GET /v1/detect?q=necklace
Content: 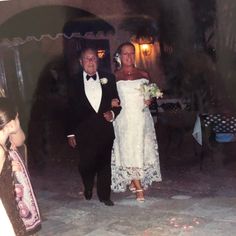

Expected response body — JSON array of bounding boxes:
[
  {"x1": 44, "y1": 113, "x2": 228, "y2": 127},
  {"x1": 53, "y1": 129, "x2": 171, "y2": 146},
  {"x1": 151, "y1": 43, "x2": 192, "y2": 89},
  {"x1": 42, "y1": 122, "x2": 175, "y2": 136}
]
[
  {"x1": 123, "y1": 67, "x2": 135, "y2": 76},
  {"x1": 126, "y1": 70, "x2": 134, "y2": 76}
]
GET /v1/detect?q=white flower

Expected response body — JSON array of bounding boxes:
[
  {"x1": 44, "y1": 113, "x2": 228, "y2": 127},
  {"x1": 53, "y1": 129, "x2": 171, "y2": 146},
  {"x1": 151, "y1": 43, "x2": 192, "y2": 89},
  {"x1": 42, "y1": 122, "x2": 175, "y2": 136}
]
[
  {"x1": 138, "y1": 82, "x2": 163, "y2": 112},
  {"x1": 155, "y1": 90, "x2": 163, "y2": 99},
  {"x1": 114, "y1": 53, "x2": 121, "y2": 66},
  {"x1": 139, "y1": 82, "x2": 163, "y2": 99},
  {"x1": 100, "y1": 77, "x2": 108, "y2": 85}
]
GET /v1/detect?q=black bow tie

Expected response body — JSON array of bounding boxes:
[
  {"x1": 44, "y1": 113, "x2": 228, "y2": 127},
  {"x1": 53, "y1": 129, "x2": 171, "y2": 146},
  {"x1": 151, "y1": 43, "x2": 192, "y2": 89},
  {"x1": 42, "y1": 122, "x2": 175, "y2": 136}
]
[{"x1": 86, "y1": 74, "x2": 97, "y2": 80}]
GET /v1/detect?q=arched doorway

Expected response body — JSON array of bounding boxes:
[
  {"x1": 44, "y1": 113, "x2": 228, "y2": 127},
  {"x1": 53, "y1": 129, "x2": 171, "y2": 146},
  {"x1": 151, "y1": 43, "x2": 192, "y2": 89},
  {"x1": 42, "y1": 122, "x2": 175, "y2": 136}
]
[{"x1": 0, "y1": 5, "x2": 115, "y2": 170}]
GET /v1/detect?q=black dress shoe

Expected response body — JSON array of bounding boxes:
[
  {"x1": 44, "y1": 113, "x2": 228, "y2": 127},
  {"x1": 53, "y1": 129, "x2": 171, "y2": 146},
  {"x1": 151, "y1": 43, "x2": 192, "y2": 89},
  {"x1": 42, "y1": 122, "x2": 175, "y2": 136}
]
[
  {"x1": 84, "y1": 190, "x2": 92, "y2": 200},
  {"x1": 100, "y1": 199, "x2": 114, "y2": 206}
]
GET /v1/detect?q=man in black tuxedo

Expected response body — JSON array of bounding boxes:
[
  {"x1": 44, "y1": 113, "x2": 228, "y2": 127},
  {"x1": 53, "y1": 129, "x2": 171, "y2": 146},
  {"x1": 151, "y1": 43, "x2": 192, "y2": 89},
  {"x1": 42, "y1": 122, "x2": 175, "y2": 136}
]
[{"x1": 67, "y1": 48, "x2": 121, "y2": 206}]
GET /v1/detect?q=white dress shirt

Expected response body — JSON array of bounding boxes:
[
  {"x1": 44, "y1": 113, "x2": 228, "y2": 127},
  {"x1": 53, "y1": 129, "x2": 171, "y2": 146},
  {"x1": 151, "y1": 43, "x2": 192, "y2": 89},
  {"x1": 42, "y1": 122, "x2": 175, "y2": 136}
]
[
  {"x1": 67, "y1": 71, "x2": 114, "y2": 138},
  {"x1": 83, "y1": 71, "x2": 102, "y2": 112}
]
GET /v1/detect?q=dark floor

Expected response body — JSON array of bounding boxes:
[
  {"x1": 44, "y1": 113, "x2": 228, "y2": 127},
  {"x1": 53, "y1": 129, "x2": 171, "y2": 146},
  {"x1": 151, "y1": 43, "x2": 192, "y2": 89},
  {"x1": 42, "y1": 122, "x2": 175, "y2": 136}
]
[
  {"x1": 26, "y1": 114, "x2": 236, "y2": 235},
  {"x1": 31, "y1": 142, "x2": 236, "y2": 236}
]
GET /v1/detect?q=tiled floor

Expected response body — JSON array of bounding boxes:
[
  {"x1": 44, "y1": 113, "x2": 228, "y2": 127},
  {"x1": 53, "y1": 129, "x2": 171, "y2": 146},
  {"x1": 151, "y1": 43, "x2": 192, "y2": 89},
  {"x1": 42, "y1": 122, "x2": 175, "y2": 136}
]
[{"x1": 31, "y1": 152, "x2": 236, "y2": 236}]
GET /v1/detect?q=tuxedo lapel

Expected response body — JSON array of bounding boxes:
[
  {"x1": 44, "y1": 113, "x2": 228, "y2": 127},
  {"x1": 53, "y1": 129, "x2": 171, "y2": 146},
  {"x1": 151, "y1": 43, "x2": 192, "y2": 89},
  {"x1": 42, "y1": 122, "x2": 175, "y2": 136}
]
[
  {"x1": 78, "y1": 71, "x2": 106, "y2": 114},
  {"x1": 97, "y1": 72, "x2": 105, "y2": 114},
  {"x1": 77, "y1": 73, "x2": 95, "y2": 112}
]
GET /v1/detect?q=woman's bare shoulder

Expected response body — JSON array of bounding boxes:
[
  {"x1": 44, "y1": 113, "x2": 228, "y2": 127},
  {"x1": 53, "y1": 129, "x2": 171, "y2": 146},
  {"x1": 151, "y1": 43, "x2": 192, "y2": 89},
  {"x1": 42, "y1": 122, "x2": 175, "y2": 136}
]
[
  {"x1": 136, "y1": 68, "x2": 150, "y2": 79},
  {"x1": 114, "y1": 70, "x2": 125, "y2": 81}
]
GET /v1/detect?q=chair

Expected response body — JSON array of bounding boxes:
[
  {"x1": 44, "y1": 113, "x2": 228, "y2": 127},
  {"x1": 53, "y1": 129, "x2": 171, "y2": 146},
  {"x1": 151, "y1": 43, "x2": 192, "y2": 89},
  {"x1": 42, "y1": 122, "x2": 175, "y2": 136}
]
[
  {"x1": 156, "y1": 98, "x2": 187, "y2": 113},
  {"x1": 199, "y1": 113, "x2": 236, "y2": 170},
  {"x1": 156, "y1": 98, "x2": 194, "y2": 159}
]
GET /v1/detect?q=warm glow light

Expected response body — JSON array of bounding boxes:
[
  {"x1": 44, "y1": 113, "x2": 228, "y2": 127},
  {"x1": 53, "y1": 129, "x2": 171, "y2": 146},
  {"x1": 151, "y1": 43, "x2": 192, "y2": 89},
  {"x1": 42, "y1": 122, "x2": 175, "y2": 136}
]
[
  {"x1": 97, "y1": 49, "x2": 106, "y2": 59},
  {"x1": 140, "y1": 44, "x2": 152, "y2": 56}
]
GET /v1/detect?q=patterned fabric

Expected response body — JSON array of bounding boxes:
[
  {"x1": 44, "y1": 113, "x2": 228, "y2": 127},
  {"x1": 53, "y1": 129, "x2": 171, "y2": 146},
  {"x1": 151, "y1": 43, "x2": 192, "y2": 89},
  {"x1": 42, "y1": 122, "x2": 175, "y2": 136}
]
[
  {"x1": 156, "y1": 98, "x2": 187, "y2": 113},
  {"x1": 203, "y1": 114, "x2": 236, "y2": 133},
  {"x1": 9, "y1": 149, "x2": 41, "y2": 233},
  {"x1": 0, "y1": 157, "x2": 26, "y2": 236},
  {"x1": 111, "y1": 79, "x2": 162, "y2": 192}
]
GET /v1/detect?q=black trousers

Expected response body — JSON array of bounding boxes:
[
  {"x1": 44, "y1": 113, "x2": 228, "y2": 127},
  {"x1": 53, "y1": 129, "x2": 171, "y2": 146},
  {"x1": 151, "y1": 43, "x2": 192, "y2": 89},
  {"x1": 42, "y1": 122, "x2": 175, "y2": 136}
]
[{"x1": 78, "y1": 140, "x2": 113, "y2": 201}]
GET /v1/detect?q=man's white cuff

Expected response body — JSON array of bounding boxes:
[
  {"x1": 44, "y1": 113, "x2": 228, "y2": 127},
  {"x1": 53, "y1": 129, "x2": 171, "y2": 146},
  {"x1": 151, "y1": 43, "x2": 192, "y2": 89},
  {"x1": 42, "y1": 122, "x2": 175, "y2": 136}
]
[{"x1": 110, "y1": 110, "x2": 115, "y2": 122}]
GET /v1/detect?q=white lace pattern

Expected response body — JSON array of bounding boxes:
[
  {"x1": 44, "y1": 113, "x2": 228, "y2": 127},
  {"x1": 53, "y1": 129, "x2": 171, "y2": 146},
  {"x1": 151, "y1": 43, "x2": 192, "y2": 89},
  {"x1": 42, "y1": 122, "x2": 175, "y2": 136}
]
[{"x1": 111, "y1": 79, "x2": 162, "y2": 192}]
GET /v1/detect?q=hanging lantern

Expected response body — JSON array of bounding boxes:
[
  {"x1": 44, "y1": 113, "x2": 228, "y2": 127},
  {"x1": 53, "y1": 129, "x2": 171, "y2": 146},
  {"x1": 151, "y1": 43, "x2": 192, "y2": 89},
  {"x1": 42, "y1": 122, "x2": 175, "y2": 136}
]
[
  {"x1": 97, "y1": 49, "x2": 106, "y2": 59},
  {"x1": 131, "y1": 36, "x2": 154, "y2": 57}
]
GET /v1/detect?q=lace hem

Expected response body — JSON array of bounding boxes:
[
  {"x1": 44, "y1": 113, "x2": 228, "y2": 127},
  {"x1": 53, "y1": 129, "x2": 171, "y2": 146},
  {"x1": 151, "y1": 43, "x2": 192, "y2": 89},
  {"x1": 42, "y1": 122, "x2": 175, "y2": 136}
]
[{"x1": 111, "y1": 161, "x2": 162, "y2": 192}]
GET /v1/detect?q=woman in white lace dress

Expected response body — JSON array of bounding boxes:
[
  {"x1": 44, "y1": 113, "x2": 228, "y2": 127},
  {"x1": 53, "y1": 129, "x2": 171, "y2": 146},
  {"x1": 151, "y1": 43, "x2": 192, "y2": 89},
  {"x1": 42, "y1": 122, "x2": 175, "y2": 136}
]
[{"x1": 111, "y1": 42, "x2": 162, "y2": 201}]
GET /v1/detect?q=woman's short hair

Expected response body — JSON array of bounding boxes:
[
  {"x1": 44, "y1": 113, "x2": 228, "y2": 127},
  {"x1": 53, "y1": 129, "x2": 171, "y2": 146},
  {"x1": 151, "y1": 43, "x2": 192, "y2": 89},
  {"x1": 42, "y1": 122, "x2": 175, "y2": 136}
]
[{"x1": 0, "y1": 98, "x2": 17, "y2": 130}]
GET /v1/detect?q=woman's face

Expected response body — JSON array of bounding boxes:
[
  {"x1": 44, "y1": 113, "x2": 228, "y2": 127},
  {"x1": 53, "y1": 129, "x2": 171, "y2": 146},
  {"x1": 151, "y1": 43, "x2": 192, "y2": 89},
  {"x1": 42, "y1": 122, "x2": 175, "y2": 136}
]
[{"x1": 120, "y1": 45, "x2": 135, "y2": 67}]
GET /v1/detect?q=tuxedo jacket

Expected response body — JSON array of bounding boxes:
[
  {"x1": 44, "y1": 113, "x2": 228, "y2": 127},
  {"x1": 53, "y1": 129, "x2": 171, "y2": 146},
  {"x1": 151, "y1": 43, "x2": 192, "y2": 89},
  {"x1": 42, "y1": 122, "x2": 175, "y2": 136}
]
[{"x1": 67, "y1": 70, "x2": 121, "y2": 147}]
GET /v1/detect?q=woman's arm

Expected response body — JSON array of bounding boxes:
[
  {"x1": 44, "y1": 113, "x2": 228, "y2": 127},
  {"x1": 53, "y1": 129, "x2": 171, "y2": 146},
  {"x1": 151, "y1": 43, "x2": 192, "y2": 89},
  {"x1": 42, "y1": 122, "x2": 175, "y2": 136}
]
[
  {"x1": 0, "y1": 147, "x2": 5, "y2": 174},
  {"x1": 141, "y1": 70, "x2": 152, "y2": 106},
  {"x1": 9, "y1": 127, "x2": 25, "y2": 150}
]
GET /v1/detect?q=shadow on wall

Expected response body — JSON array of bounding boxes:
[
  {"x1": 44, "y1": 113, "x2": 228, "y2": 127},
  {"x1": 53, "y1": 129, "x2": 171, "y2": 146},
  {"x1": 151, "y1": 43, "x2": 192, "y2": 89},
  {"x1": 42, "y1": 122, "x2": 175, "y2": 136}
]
[{"x1": 27, "y1": 56, "x2": 70, "y2": 171}]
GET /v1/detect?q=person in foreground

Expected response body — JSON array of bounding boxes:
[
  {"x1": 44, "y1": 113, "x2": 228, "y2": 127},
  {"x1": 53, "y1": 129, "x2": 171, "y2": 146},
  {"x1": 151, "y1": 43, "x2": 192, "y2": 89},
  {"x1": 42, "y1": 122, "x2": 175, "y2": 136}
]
[
  {"x1": 111, "y1": 42, "x2": 162, "y2": 201},
  {"x1": 0, "y1": 97, "x2": 41, "y2": 235},
  {"x1": 67, "y1": 47, "x2": 121, "y2": 206}
]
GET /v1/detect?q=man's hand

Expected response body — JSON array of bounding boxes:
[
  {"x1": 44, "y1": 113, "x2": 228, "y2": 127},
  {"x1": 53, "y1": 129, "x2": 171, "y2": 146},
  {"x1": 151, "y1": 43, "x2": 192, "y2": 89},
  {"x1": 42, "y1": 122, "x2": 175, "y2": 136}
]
[
  {"x1": 67, "y1": 136, "x2": 77, "y2": 148},
  {"x1": 103, "y1": 111, "x2": 114, "y2": 122},
  {"x1": 111, "y1": 98, "x2": 120, "y2": 108}
]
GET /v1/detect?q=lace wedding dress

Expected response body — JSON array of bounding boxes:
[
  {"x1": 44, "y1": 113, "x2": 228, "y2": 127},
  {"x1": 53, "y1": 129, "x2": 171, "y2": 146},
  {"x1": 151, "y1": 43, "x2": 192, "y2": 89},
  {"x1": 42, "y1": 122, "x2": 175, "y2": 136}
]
[{"x1": 111, "y1": 78, "x2": 162, "y2": 192}]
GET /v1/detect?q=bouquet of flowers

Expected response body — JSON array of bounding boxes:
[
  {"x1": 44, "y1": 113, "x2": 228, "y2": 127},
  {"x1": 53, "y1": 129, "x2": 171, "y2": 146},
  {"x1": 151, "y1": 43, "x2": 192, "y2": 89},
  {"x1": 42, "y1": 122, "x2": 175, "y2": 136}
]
[{"x1": 139, "y1": 82, "x2": 163, "y2": 100}]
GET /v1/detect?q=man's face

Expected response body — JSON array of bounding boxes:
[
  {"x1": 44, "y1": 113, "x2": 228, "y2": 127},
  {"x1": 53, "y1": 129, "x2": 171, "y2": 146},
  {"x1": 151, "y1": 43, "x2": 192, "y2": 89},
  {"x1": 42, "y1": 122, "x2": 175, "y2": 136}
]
[{"x1": 80, "y1": 49, "x2": 98, "y2": 75}]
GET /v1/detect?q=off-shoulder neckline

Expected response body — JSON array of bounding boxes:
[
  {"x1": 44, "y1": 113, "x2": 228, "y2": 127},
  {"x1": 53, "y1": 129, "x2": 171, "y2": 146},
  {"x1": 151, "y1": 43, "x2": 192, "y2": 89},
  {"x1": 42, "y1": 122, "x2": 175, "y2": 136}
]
[{"x1": 116, "y1": 78, "x2": 149, "y2": 82}]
